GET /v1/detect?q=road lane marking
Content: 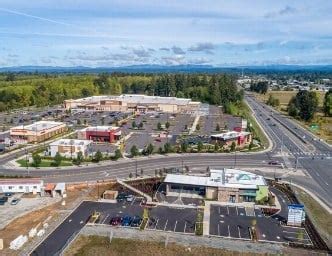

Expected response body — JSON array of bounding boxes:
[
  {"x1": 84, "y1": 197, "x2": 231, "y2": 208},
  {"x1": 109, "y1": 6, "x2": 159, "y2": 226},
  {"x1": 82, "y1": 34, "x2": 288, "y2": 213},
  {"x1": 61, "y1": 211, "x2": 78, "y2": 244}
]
[{"x1": 228, "y1": 225, "x2": 230, "y2": 237}]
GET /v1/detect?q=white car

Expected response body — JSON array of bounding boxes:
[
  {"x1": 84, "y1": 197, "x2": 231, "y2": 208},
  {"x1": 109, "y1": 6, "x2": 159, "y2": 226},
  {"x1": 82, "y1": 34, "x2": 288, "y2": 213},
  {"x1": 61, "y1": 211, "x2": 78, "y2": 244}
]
[{"x1": 126, "y1": 195, "x2": 134, "y2": 202}]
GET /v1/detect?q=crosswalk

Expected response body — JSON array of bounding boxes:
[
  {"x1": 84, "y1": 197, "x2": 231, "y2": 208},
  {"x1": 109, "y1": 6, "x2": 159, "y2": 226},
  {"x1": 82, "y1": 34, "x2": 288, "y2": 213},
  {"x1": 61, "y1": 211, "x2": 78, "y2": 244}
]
[{"x1": 292, "y1": 152, "x2": 331, "y2": 158}]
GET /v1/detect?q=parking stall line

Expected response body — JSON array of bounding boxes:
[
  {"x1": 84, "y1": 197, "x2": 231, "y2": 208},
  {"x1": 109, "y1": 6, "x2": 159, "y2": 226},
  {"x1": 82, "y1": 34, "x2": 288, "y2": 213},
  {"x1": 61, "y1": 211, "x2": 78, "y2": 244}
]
[
  {"x1": 102, "y1": 214, "x2": 110, "y2": 224},
  {"x1": 238, "y1": 226, "x2": 241, "y2": 238},
  {"x1": 218, "y1": 224, "x2": 220, "y2": 236},
  {"x1": 164, "y1": 219, "x2": 168, "y2": 231},
  {"x1": 227, "y1": 206, "x2": 229, "y2": 215},
  {"x1": 227, "y1": 225, "x2": 230, "y2": 237},
  {"x1": 173, "y1": 220, "x2": 178, "y2": 232},
  {"x1": 236, "y1": 206, "x2": 238, "y2": 216},
  {"x1": 184, "y1": 221, "x2": 187, "y2": 233},
  {"x1": 155, "y1": 218, "x2": 159, "y2": 230}
]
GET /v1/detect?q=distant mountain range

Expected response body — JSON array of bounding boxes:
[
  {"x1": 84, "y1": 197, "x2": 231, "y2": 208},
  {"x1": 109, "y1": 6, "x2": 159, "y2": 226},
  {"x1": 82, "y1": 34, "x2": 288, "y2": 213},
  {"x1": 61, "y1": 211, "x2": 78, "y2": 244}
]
[{"x1": 0, "y1": 64, "x2": 332, "y2": 74}]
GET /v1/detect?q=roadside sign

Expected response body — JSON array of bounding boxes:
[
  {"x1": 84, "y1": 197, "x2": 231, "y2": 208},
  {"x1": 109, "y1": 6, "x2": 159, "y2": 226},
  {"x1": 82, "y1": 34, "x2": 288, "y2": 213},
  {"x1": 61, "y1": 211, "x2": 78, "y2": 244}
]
[{"x1": 287, "y1": 204, "x2": 305, "y2": 226}]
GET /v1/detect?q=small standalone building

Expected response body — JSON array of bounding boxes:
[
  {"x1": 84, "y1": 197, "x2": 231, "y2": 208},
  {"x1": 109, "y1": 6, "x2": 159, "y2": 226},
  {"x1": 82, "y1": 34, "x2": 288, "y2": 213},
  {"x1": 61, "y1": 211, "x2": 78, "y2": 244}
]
[
  {"x1": 210, "y1": 131, "x2": 252, "y2": 149},
  {"x1": 0, "y1": 179, "x2": 44, "y2": 194},
  {"x1": 77, "y1": 126, "x2": 121, "y2": 143},
  {"x1": 164, "y1": 169, "x2": 268, "y2": 203},
  {"x1": 49, "y1": 139, "x2": 92, "y2": 158},
  {"x1": 10, "y1": 121, "x2": 67, "y2": 143}
]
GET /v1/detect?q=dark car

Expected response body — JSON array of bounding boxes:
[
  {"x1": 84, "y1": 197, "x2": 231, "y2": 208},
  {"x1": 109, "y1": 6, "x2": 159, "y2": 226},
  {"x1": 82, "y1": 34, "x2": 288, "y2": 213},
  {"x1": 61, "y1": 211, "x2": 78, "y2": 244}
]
[
  {"x1": 131, "y1": 216, "x2": 142, "y2": 227},
  {"x1": 110, "y1": 216, "x2": 122, "y2": 226},
  {"x1": 5, "y1": 192, "x2": 13, "y2": 197},
  {"x1": 268, "y1": 160, "x2": 279, "y2": 165},
  {"x1": 116, "y1": 193, "x2": 128, "y2": 202},
  {"x1": 121, "y1": 215, "x2": 132, "y2": 226}
]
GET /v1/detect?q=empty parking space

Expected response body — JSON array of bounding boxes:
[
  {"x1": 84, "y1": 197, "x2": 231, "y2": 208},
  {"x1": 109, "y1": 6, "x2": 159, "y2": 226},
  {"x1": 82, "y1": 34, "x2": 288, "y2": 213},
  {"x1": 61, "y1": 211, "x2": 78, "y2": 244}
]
[
  {"x1": 209, "y1": 205, "x2": 312, "y2": 245},
  {"x1": 146, "y1": 206, "x2": 197, "y2": 234}
]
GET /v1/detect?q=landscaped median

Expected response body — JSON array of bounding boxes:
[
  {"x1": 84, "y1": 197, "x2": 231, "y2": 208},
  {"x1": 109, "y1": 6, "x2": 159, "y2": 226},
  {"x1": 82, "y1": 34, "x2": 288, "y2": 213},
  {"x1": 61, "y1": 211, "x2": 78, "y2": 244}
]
[{"x1": 16, "y1": 158, "x2": 73, "y2": 168}]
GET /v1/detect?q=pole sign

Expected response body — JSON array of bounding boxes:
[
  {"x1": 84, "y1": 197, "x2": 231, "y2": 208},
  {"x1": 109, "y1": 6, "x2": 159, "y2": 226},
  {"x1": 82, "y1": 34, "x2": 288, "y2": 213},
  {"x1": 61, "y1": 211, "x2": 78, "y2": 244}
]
[{"x1": 287, "y1": 204, "x2": 305, "y2": 226}]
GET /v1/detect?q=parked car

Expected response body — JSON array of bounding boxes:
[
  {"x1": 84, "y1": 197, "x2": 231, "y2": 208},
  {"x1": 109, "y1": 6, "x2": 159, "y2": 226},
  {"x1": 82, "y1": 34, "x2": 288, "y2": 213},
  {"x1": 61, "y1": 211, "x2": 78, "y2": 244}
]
[
  {"x1": 131, "y1": 216, "x2": 142, "y2": 227},
  {"x1": 0, "y1": 196, "x2": 8, "y2": 202},
  {"x1": 126, "y1": 195, "x2": 134, "y2": 202},
  {"x1": 268, "y1": 160, "x2": 279, "y2": 165},
  {"x1": 110, "y1": 216, "x2": 122, "y2": 226},
  {"x1": 116, "y1": 193, "x2": 128, "y2": 202},
  {"x1": 4, "y1": 192, "x2": 13, "y2": 197},
  {"x1": 10, "y1": 198, "x2": 20, "y2": 205},
  {"x1": 121, "y1": 215, "x2": 132, "y2": 226}
]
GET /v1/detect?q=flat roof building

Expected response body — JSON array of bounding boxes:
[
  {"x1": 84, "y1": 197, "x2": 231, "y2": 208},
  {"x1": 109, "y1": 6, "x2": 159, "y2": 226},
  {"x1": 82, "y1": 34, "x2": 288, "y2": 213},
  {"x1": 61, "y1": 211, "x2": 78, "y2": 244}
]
[
  {"x1": 77, "y1": 126, "x2": 121, "y2": 143},
  {"x1": 164, "y1": 169, "x2": 268, "y2": 203},
  {"x1": 0, "y1": 179, "x2": 44, "y2": 194},
  {"x1": 10, "y1": 121, "x2": 67, "y2": 143},
  {"x1": 211, "y1": 131, "x2": 252, "y2": 149},
  {"x1": 49, "y1": 139, "x2": 92, "y2": 158},
  {"x1": 64, "y1": 94, "x2": 201, "y2": 114}
]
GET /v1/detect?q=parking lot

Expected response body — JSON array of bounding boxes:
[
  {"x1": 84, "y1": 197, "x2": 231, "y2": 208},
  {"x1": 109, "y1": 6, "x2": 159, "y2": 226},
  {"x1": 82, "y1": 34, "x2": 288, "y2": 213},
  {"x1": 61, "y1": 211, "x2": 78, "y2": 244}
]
[
  {"x1": 146, "y1": 206, "x2": 197, "y2": 234},
  {"x1": 209, "y1": 205, "x2": 312, "y2": 245}
]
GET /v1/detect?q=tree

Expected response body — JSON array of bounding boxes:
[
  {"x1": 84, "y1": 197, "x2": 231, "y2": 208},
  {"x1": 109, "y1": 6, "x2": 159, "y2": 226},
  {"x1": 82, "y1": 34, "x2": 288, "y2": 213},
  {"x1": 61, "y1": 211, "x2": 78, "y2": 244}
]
[
  {"x1": 197, "y1": 141, "x2": 203, "y2": 152},
  {"x1": 138, "y1": 122, "x2": 143, "y2": 129},
  {"x1": 323, "y1": 89, "x2": 332, "y2": 116},
  {"x1": 130, "y1": 145, "x2": 139, "y2": 157},
  {"x1": 129, "y1": 172, "x2": 133, "y2": 179},
  {"x1": 230, "y1": 141, "x2": 236, "y2": 151},
  {"x1": 215, "y1": 123, "x2": 220, "y2": 131},
  {"x1": 83, "y1": 119, "x2": 87, "y2": 125},
  {"x1": 214, "y1": 143, "x2": 219, "y2": 152},
  {"x1": 146, "y1": 143, "x2": 154, "y2": 155},
  {"x1": 77, "y1": 119, "x2": 81, "y2": 125},
  {"x1": 163, "y1": 142, "x2": 172, "y2": 153},
  {"x1": 114, "y1": 149, "x2": 122, "y2": 160},
  {"x1": 196, "y1": 124, "x2": 200, "y2": 131},
  {"x1": 165, "y1": 121, "x2": 170, "y2": 130},
  {"x1": 132, "y1": 121, "x2": 137, "y2": 129},
  {"x1": 266, "y1": 95, "x2": 280, "y2": 107},
  {"x1": 288, "y1": 91, "x2": 318, "y2": 121},
  {"x1": 74, "y1": 151, "x2": 84, "y2": 165},
  {"x1": 94, "y1": 150, "x2": 103, "y2": 163},
  {"x1": 181, "y1": 142, "x2": 188, "y2": 153},
  {"x1": 184, "y1": 124, "x2": 188, "y2": 130},
  {"x1": 249, "y1": 142, "x2": 254, "y2": 150},
  {"x1": 157, "y1": 122, "x2": 162, "y2": 130},
  {"x1": 158, "y1": 147, "x2": 163, "y2": 154},
  {"x1": 32, "y1": 153, "x2": 41, "y2": 167},
  {"x1": 53, "y1": 152, "x2": 62, "y2": 167}
]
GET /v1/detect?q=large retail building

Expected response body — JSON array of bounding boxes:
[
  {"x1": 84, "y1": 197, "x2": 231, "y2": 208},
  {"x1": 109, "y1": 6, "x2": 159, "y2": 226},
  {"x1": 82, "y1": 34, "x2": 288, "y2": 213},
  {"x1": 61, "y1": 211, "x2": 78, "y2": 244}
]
[
  {"x1": 10, "y1": 121, "x2": 67, "y2": 143},
  {"x1": 64, "y1": 94, "x2": 201, "y2": 114},
  {"x1": 164, "y1": 169, "x2": 268, "y2": 203}
]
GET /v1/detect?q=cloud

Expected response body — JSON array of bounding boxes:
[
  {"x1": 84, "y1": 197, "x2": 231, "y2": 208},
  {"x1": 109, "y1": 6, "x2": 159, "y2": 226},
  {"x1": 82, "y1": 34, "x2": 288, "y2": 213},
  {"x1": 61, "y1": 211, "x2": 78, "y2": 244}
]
[
  {"x1": 161, "y1": 54, "x2": 185, "y2": 65},
  {"x1": 264, "y1": 5, "x2": 297, "y2": 19},
  {"x1": 148, "y1": 48, "x2": 155, "y2": 52},
  {"x1": 132, "y1": 47, "x2": 151, "y2": 58},
  {"x1": 188, "y1": 42, "x2": 215, "y2": 54},
  {"x1": 171, "y1": 46, "x2": 185, "y2": 54},
  {"x1": 7, "y1": 53, "x2": 18, "y2": 58},
  {"x1": 188, "y1": 57, "x2": 211, "y2": 64},
  {"x1": 159, "y1": 47, "x2": 170, "y2": 51}
]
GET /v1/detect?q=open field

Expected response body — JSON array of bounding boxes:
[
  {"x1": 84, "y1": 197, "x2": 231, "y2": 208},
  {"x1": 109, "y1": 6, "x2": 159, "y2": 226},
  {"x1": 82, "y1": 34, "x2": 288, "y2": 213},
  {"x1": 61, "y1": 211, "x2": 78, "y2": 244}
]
[
  {"x1": 255, "y1": 91, "x2": 326, "y2": 107},
  {"x1": 293, "y1": 187, "x2": 332, "y2": 248},
  {"x1": 65, "y1": 236, "x2": 272, "y2": 256}
]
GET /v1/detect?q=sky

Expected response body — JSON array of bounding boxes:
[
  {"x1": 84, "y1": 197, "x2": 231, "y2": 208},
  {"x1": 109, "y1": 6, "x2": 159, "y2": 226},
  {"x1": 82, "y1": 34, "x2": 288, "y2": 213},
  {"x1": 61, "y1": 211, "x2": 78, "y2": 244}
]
[{"x1": 0, "y1": 0, "x2": 331, "y2": 67}]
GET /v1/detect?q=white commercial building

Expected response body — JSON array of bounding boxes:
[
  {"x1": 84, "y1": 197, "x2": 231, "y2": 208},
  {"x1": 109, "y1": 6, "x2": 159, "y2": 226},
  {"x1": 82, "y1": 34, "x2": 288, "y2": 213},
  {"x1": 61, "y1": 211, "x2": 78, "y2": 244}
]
[
  {"x1": 164, "y1": 169, "x2": 269, "y2": 203},
  {"x1": 64, "y1": 94, "x2": 201, "y2": 114},
  {"x1": 49, "y1": 139, "x2": 93, "y2": 158},
  {"x1": 0, "y1": 179, "x2": 44, "y2": 193}
]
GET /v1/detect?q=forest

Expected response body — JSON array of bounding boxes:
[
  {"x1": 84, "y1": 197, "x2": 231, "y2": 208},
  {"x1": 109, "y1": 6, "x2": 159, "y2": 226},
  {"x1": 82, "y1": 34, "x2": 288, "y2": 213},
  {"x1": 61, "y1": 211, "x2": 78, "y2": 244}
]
[{"x1": 0, "y1": 73, "x2": 243, "y2": 112}]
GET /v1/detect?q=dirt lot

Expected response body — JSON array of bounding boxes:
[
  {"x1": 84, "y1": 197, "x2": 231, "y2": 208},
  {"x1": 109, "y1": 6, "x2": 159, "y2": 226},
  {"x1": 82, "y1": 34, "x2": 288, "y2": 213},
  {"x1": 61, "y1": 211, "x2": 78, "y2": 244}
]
[{"x1": 65, "y1": 236, "x2": 272, "y2": 256}]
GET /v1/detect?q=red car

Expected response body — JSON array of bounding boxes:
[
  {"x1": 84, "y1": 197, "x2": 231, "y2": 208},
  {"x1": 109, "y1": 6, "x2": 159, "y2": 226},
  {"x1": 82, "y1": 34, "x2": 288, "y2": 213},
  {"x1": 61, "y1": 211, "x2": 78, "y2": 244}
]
[{"x1": 110, "y1": 216, "x2": 122, "y2": 226}]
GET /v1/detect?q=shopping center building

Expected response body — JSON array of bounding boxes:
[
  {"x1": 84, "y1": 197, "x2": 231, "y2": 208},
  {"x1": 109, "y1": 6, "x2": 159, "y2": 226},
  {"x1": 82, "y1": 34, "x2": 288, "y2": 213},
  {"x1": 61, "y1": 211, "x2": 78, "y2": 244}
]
[
  {"x1": 64, "y1": 94, "x2": 201, "y2": 114},
  {"x1": 164, "y1": 169, "x2": 268, "y2": 203}
]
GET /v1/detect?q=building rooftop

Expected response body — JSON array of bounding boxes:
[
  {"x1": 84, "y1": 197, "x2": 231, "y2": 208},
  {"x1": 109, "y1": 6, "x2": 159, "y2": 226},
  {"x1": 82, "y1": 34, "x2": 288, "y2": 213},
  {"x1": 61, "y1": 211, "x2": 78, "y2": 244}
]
[
  {"x1": 50, "y1": 139, "x2": 92, "y2": 147},
  {"x1": 164, "y1": 168, "x2": 266, "y2": 189},
  {"x1": 80, "y1": 126, "x2": 120, "y2": 132},
  {"x1": 67, "y1": 94, "x2": 194, "y2": 106},
  {"x1": 211, "y1": 131, "x2": 251, "y2": 140},
  {"x1": 10, "y1": 121, "x2": 65, "y2": 132}
]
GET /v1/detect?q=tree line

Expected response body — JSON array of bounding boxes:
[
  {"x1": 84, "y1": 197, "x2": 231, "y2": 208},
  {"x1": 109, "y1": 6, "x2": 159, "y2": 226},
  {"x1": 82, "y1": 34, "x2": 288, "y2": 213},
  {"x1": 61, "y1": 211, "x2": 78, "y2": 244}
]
[{"x1": 0, "y1": 73, "x2": 243, "y2": 112}]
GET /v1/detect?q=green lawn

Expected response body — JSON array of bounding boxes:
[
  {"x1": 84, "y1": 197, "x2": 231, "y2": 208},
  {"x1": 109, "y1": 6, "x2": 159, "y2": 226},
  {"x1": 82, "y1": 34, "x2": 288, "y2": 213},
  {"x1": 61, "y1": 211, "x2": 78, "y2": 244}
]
[{"x1": 16, "y1": 159, "x2": 73, "y2": 167}]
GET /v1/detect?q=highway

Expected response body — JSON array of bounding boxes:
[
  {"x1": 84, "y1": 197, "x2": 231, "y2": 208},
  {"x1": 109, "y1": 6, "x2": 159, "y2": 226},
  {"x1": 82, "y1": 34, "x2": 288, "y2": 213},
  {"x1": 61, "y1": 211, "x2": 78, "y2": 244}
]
[{"x1": 0, "y1": 95, "x2": 331, "y2": 208}]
